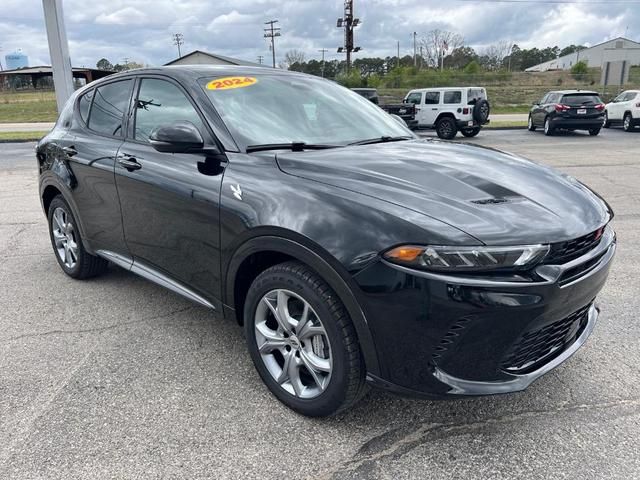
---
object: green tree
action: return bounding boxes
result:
[96,58,114,70]
[571,60,588,80]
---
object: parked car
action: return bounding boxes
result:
[604,90,640,132]
[403,87,491,139]
[352,87,418,129]
[528,90,605,136]
[38,67,615,417]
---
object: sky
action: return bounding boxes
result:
[1,0,639,68]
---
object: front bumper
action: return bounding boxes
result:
[354,227,616,398]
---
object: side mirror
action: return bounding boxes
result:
[149,121,207,154]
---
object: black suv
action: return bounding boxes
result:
[528,90,605,136]
[38,67,615,416]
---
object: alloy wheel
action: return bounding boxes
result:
[254,289,332,399]
[51,207,78,269]
[624,115,631,131]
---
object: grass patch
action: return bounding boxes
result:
[492,105,531,114]
[0,131,49,141]
[0,90,58,123]
[484,121,527,129]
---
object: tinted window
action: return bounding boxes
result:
[78,90,93,125]
[561,94,601,106]
[424,92,440,104]
[405,92,422,105]
[467,89,485,104]
[135,78,205,142]
[443,91,462,104]
[88,80,132,136]
[546,93,560,104]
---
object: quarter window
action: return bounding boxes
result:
[78,90,93,125]
[134,78,205,142]
[424,92,440,105]
[405,92,422,105]
[88,80,133,137]
[443,91,462,104]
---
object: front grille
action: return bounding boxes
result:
[544,228,604,265]
[502,303,592,373]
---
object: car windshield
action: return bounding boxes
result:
[200,73,412,148]
[561,94,601,106]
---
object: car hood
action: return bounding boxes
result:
[276,139,611,245]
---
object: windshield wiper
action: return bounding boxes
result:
[347,135,413,146]
[246,142,340,153]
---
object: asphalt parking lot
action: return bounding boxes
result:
[1,128,639,479]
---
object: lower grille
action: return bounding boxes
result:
[502,304,592,373]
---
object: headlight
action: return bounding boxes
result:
[383,244,549,272]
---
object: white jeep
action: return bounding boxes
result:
[403,87,491,139]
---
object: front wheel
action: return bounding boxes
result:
[436,117,457,140]
[244,261,367,417]
[623,113,634,132]
[603,111,611,128]
[461,127,481,138]
[47,195,108,279]
[528,115,536,131]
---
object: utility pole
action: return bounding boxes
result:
[412,32,417,67]
[396,40,400,69]
[42,0,74,112]
[257,55,264,65]
[172,33,184,58]
[318,48,328,77]
[264,20,281,68]
[122,57,130,68]
[336,0,361,72]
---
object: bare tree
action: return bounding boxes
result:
[419,30,464,69]
[280,49,306,69]
[480,41,513,71]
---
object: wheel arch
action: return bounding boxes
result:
[224,231,381,376]
[435,112,456,124]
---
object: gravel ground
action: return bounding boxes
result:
[1,128,639,479]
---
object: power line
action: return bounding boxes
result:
[172,33,184,58]
[263,19,281,68]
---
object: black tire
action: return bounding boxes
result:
[244,261,367,417]
[527,115,536,131]
[623,113,634,132]
[544,117,554,136]
[461,127,481,138]
[603,111,611,128]
[47,195,108,279]
[473,99,490,124]
[435,117,457,140]
[589,128,601,136]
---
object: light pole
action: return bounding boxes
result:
[42,0,74,112]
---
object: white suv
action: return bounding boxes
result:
[604,90,640,132]
[403,87,491,139]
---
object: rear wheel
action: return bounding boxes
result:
[47,195,108,279]
[244,261,367,417]
[461,127,481,138]
[603,111,611,128]
[544,117,554,136]
[436,117,457,140]
[623,113,634,132]
[527,115,536,131]
[589,128,601,136]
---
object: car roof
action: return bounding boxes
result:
[408,87,484,92]
[548,90,600,95]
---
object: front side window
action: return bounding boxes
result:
[443,91,462,104]
[201,74,410,147]
[424,92,440,105]
[88,80,133,137]
[405,92,422,105]
[135,78,205,142]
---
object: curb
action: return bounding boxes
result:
[0,139,40,144]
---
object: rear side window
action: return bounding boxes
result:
[443,91,462,104]
[134,78,205,143]
[560,94,601,106]
[78,90,93,125]
[424,92,440,105]
[405,92,422,105]
[88,80,133,137]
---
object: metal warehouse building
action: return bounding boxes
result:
[525,37,640,72]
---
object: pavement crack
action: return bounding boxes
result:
[320,397,640,479]
[1,306,196,343]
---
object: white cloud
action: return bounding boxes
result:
[95,7,147,25]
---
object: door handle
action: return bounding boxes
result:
[432,108,438,111]
[63,146,78,157]
[118,156,142,171]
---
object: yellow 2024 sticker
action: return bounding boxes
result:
[206,77,258,91]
